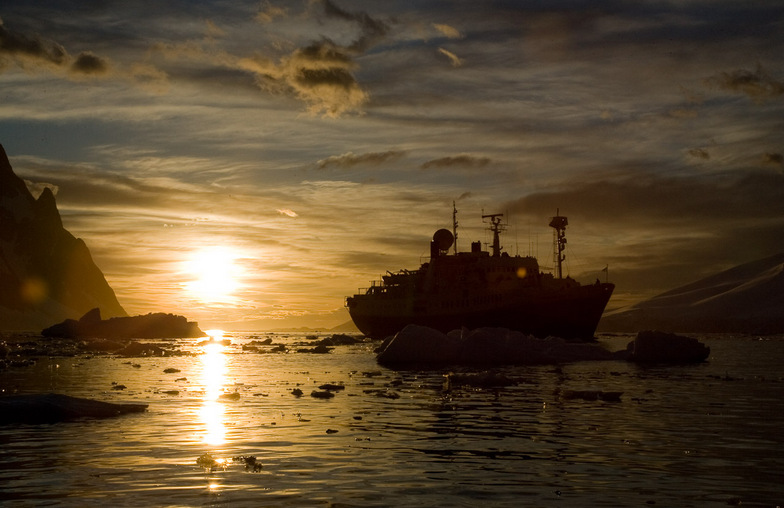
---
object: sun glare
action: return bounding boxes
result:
[183,246,244,303]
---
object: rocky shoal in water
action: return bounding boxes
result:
[0,393,148,424]
[42,308,204,340]
[0,328,708,426]
[0,332,370,369]
[1,326,708,369]
[375,325,710,367]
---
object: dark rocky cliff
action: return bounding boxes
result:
[0,144,127,330]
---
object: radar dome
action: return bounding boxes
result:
[432,229,454,251]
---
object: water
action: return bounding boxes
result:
[1,333,783,507]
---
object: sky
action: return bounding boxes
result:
[1,0,783,330]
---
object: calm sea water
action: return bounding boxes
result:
[0,333,782,507]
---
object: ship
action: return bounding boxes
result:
[346,207,615,340]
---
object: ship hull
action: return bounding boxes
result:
[348,282,615,340]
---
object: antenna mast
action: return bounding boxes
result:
[482,212,506,257]
[452,201,458,255]
[549,209,568,279]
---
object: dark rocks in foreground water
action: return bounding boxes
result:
[375,325,709,367]
[376,325,462,365]
[626,330,711,364]
[315,334,364,346]
[375,325,616,366]
[42,308,204,339]
[0,393,148,424]
[310,390,335,399]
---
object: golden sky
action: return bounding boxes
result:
[1,1,783,329]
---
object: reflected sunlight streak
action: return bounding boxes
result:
[199,330,228,445]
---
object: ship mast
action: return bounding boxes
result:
[482,213,506,257]
[452,201,458,255]
[549,209,568,279]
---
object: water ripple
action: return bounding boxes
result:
[0,333,783,507]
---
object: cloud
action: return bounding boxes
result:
[151,32,368,116]
[256,2,288,24]
[317,150,405,169]
[421,155,490,169]
[688,148,710,160]
[705,65,784,103]
[437,47,462,67]
[0,17,143,84]
[669,108,698,119]
[70,51,109,75]
[4,0,390,117]
[276,208,298,218]
[0,17,68,68]
[204,20,225,40]
[240,40,368,116]
[238,0,395,117]
[242,0,392,115]
[321,0,389,52]
[763,152,783,165]
[507,170,784,224]
[433,23,462,39]
[14,152,275,223]
[24,180,58,199]
[503,169,784,293]
[127,62,170,94]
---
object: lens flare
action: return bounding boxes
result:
[20,277,48,304]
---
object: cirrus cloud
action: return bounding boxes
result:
[437,47,462,67]
[433,23,462,39]
[421,154,490,169]
[317,150,405,169]
[277,208,298,218]
[705,65,784,103]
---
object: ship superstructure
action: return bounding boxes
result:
[346,209,614,340]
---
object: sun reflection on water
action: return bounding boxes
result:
[199,330,228,445]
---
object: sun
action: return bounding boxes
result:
[183,246,243,303]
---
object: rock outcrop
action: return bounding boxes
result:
[376,325,620,367]
[625,330,710,364]
[0,144,126,330]
[0,393,148,424]
[376,325,708,367]
[42,308,204,339]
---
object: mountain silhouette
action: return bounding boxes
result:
[599,252,784,334]
[0,144,126,331]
